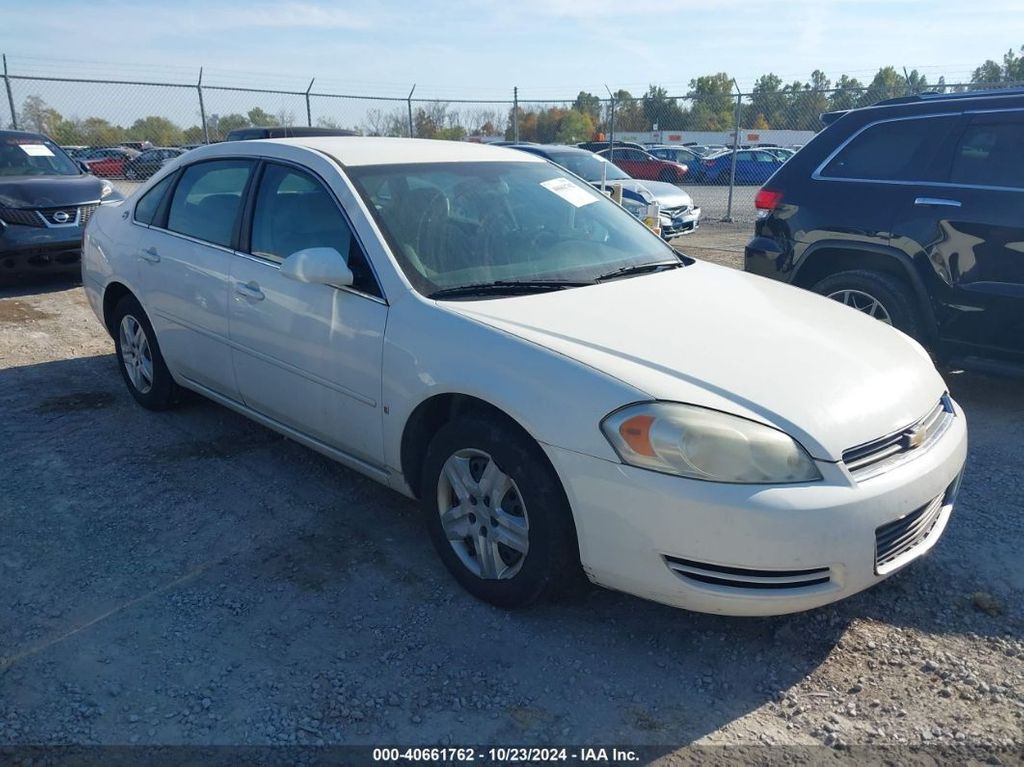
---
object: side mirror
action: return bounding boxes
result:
[280,247,354,289]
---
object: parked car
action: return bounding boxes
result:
[224,126,357,141]
[83,137,966,616]
[120,141,153,152]
[0,130,122,276]
[79,147,139,178]
[511,144,700,237]
[597,147,688,183]
[648,145,705,177]
[745,87,1024,375]
[576,140,646,154]
[123,147,186,180]
[760,146,797,162]
[699,148,786,185]
[60,145,89,158]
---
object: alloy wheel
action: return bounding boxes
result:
[119,314,154,394]
[827,288,893,325]
[436,448,529,580]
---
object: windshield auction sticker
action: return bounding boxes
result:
[540,178,598,208]
[18,144,56,157]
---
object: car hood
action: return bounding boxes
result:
[0,174,107,209]
[592,179,692,210]
[442,263,946,461]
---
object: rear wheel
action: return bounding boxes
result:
[112,294,181,409]
[419,414,579,608]
[812,269,923,339]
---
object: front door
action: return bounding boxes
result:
[228,162,388,465]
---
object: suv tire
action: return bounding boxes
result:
[812,269,923,339]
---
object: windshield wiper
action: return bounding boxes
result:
[428,279,593,300]
[595,260,683,283]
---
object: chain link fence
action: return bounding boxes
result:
[2,55,1021,223]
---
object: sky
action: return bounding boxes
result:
[1,0,1021,97]
[0,0,1021,132]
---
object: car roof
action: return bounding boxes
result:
[0,129,50,141]
[510,144,592,156]
[185,137,548,167]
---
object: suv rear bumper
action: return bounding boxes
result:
[743,235,788,280]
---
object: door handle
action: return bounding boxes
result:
[914,197,961,208]
[234,281,265,301]
[140,246,160,263]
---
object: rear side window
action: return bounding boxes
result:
[134,173,176,225]
[166,160,253,247]
[820,116,958,182]
[951,118,1024,189]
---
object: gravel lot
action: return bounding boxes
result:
[1,256,1022,758]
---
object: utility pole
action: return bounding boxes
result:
[197,67,209,144]
[407,84,416,138]
[305,78,315,127]
[3,55,18,130]
[513,86,519,143]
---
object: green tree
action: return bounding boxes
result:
[182,125,206,143]
[572,91,603,125]
[246,107,279,127]
[77,117,123,146]
[749,73,784,128]
[971,45,1024,85]
[858,66,905,106]
[829,74,865,111]
[611,89,646,131]
[642,85,685,129]
[554,109,595,143]
[685,74,734,130]
[127,115,183,146]
[208,113,250,141]
[20,95,63,135]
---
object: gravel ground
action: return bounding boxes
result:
[0,269,1021,758]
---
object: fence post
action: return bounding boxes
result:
[305,78,315,127]
[512,87,519,143]
[724,87,742,223]
[605,86,616,162]
[197,67,209,144]
[407,84,416,138]
[3,55,17,130]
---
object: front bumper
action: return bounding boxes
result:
[663,207,701,239]
[544,401,967,616]
[0,222,84,275]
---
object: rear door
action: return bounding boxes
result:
[134,158,255,398]
[893,110,1024,359]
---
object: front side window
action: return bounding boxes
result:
[820,116,958,182]
[250,164,380,296]
[950,118,1024,189]
[166,159,253,248]
[348,161,678,297]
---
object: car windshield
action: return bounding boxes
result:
[0,136,81,177]
[348,161,678,298]
[544,151,631,183]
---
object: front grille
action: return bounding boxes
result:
[38,207,79,225]
[874,492,946,571]
[843,396,954,480]
[0,208,45,227]
[662,204,692,217]
[664,556,831,590]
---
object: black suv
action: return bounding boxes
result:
[745,88,1024,375]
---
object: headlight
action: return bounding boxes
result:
[601,402,822,484]
[100,182,114,198]
[620,197,645,217]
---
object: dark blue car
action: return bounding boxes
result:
[699,148,786,185]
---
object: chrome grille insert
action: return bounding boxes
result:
[664,556,831,590]
[874,493,946,572]
[843,396,954,480]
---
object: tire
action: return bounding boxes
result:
[125,166,137,180]
[811,269,924,339]
[419,414,579,608]
[112,294,181,410]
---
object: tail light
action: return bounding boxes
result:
[755,188,783,217]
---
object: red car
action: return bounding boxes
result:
[597,147,688,183]
[79,147,138,178]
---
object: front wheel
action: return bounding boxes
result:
[419,415,579,607]
[112,294,181,409]
[812,269,924,339]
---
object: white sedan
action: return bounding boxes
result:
[82,138,967,616]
